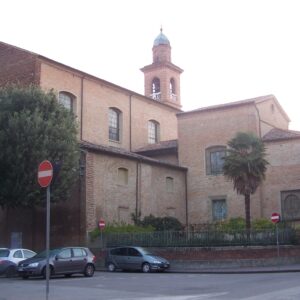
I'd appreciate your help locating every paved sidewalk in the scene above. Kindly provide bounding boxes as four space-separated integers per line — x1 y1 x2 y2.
97 263 300 274
168 263 300 274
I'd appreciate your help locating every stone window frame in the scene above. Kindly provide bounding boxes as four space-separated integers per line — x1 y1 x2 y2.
205 145 227 175
58 91 76 113
109 107 122 142
148 120 160 144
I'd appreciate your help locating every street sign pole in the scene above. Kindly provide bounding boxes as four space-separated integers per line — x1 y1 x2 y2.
276 223 280 259
46 185 50 300
38 160 53 300
271 212 281 266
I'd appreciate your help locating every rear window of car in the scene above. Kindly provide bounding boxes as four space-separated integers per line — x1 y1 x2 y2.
0 249 9 257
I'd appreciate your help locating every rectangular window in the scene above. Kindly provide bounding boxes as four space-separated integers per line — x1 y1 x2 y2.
212 199 227 221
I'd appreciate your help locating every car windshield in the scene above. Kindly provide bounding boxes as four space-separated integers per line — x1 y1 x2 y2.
0 249 9 257
34 249 62 258
137 247 154 256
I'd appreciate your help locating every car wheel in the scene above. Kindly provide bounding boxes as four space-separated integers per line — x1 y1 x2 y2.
5 266 16 278
22 275 29 280
107 262 116 272
142 263 151 273
84 264 95 277
42 266 53 279
65 274 72 278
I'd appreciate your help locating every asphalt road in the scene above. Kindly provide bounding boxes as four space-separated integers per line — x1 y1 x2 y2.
1 271 300 300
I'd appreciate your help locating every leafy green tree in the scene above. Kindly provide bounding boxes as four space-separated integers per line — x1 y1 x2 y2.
0 85 79 208
223 132 268 231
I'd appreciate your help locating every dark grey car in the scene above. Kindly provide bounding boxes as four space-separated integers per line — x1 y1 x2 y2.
105 246 170 273
18 247 96 279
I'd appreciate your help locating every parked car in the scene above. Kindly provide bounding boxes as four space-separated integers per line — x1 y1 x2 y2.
0 248 36 277
18 247 96 279
105 246 170 273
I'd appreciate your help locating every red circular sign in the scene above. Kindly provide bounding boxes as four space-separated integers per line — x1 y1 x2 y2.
38 160 53 187
271 212 280 223
98 220 105 230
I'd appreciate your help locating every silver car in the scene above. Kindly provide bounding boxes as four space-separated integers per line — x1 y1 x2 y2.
18 247 96 279
105 246 170 273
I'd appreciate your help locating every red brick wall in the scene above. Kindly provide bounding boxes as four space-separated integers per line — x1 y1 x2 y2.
0 42 40 86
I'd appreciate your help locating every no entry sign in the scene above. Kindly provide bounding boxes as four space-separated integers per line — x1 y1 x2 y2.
38 160 53 188
271 212 281 224
98 220 105 230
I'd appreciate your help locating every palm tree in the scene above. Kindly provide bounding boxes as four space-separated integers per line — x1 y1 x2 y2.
223 132 268 231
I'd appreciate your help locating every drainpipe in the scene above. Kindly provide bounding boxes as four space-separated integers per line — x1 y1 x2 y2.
254 103 262 138
80 77 84 140
129 94 132 151
185 171 188 228
254 103 264 218
135 161 139 219
135 160 142 220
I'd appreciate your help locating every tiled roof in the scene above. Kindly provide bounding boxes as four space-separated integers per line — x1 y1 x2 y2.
134 139 178 153
263 128 300 142
80 141 186 170
177 95 289 120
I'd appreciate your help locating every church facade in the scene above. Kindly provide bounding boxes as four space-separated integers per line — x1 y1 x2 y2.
0 31 300 249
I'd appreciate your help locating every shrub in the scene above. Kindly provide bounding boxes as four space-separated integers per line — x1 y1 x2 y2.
132 213 184 231
89 222 154 240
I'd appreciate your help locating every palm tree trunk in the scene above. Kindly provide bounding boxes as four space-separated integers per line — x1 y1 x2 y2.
245 193 251 241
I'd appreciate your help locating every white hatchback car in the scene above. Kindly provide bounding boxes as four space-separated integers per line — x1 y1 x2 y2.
0 248 36 276
0 248 36 264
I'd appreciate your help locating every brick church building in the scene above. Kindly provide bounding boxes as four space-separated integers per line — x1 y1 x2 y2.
0 30 300 249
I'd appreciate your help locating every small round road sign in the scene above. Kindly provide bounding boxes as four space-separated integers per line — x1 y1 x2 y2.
98 220 105 230
38 160 53 188
271 212 280 223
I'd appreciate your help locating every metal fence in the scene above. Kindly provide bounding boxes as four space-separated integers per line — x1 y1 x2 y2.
90 227 297 248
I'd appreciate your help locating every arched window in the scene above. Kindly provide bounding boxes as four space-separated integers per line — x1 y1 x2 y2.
151 78 161 100
169 78 176 101
117 168 128 185
205 146 226 175
148 120 160 144
281 191 300 220
166 176 174 192
58 91 75 112
109 108 121 142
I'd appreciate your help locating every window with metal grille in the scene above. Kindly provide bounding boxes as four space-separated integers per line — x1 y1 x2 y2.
206 146 226 175
212 199 227 221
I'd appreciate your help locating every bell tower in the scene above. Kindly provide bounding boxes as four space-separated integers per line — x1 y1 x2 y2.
141 29 183 109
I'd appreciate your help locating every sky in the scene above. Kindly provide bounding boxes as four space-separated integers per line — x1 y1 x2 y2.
1 0 300 130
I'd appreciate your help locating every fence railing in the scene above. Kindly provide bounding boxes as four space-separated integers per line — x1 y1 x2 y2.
89 227 297 248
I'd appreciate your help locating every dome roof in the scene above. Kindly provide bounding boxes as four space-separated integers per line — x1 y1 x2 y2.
153 29 170 46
